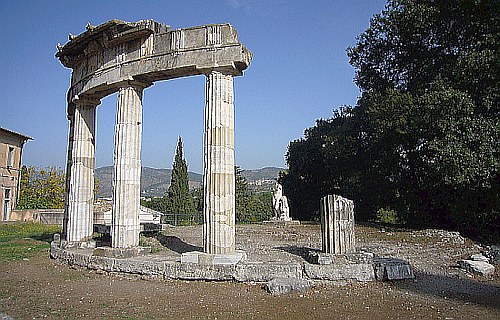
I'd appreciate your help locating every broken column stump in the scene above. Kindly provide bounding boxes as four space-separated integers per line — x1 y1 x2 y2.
321 194 355 255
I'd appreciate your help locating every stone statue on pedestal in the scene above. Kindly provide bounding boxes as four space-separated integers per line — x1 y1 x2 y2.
272 183 291 222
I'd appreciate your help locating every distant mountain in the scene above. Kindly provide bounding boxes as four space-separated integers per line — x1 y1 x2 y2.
95 166 283 198
95 166 202 198
240 167 284 182
241 167 284 193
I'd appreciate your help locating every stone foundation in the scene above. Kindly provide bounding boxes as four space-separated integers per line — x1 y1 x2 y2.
180 251 247 265
50 241 414 283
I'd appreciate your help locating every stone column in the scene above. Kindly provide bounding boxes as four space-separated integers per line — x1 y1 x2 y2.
320 194 355 254
111 82 149 248
203 70 235 254
64 97 99 244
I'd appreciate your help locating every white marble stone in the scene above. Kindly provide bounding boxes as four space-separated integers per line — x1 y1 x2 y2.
459 259 495 276
272 183 292 221
111 82 148 248
64 98 99 243
203 70 236 254
181 250 246 265
321 194 355 254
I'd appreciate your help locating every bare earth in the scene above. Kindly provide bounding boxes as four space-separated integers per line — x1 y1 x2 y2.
1 223 499 319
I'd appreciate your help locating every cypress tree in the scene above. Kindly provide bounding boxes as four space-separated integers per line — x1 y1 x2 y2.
167 136 196 222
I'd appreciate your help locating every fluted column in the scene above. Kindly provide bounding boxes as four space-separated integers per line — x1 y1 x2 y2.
203 70 235 254
64 97 99 243
111 82 149 248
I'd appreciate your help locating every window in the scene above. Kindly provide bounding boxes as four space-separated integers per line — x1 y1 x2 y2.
7 146 14 167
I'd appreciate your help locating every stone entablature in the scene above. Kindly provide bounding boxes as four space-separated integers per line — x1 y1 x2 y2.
56 20 252 104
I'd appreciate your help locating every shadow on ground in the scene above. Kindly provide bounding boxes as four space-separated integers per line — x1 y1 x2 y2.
30 232 57 243
154 234 202 253
395 271 500 310
274 245 319 261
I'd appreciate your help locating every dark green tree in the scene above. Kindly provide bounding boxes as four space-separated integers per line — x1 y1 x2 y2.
347 0 499 235
283 0 499 241
235 166 250 222
235 166 272 223
165 137 196 223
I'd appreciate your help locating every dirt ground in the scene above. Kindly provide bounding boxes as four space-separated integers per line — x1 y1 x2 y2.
1 223 499 319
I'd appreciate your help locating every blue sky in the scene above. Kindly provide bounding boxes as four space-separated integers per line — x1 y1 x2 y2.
1 0 386 173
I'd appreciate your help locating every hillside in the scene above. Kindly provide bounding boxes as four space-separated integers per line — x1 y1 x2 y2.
240 167 283 182
95 166 203 198
95 166 283 198
241 167 284 193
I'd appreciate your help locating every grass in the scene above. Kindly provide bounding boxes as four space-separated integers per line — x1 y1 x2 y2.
0 222 61 261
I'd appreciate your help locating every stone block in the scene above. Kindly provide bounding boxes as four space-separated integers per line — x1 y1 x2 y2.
346 252 374 264
53 233 61 243
180 250 246 265
92 246 151 259
489 245 500 265
306 251 332 265
69 252 91 267
266 277 311 295
88 255 114 272
470 253 489 263
112 258 164 277
304 263 375 282
458 259 495 276
374 258 414 280
49 244 61 259
235 262 303 282
62 240 96 250
166 262 235 281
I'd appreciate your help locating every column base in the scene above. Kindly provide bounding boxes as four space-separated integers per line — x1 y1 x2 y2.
181 250 247 265
59 240 96 250
306 250 374 265
52 234 96 250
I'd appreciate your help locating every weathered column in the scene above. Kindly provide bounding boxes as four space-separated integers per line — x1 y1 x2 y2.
321 194 355 254
111 82 149 248
203 70 235 254
64 97 99 244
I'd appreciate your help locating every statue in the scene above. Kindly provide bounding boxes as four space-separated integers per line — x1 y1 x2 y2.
272 183 291 222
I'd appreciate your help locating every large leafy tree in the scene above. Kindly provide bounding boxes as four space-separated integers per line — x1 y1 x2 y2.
283 0 499 241
348 0 499 233
18 166 65 209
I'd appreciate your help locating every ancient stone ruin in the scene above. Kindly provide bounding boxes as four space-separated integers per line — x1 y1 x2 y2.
320 194 355 254
52 19 414 286
55 19 252 256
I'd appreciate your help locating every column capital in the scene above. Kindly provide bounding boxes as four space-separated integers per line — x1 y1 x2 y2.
71 95 101 107
202 66 241 77
116 78 153 91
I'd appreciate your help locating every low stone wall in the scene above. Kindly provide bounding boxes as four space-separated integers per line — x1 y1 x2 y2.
10 209 64 225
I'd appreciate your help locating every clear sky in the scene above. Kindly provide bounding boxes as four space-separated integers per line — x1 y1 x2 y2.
1 0 386 173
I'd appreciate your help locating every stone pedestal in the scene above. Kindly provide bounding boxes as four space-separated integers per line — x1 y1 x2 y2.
320 194 355 254
111 82 148 248
64 97 99 243
203 70 236 254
